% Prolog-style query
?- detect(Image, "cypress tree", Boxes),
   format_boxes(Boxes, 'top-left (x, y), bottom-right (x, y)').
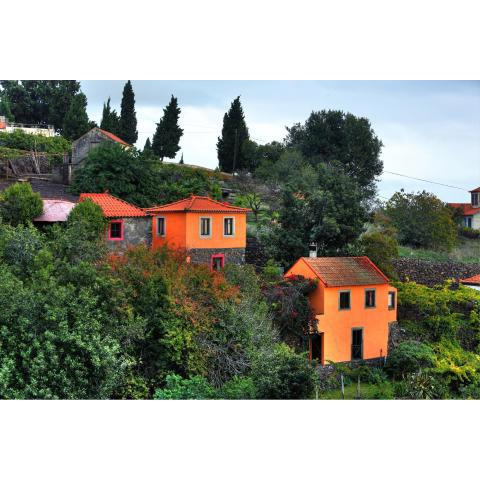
top-left (100, 97), bottom-right (120, 136)
top-left (217, 96), bottom-right (250, 173)
top-left (179, 152), bottom-right (184, 164)
top-left (62, 93), bottom-right (90, 141)
top-left (143, 137), bottom-right (152, 153)
top-left (119, 80), bottom-right (138, 144)
top-left (152, 95), bottom-right (183, 161)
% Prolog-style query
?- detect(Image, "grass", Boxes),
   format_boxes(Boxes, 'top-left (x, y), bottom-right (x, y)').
top-left (318, 382), bottom-right (394, 400)
top-left (398, 237), bottom-right (480, 264)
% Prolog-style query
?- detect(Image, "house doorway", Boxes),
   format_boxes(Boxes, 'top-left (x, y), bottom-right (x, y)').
top-left (211, 254), bottom-right (224, 271)
top-left (310, 333), bottom-right (324, 365)
top-left (351, 328), bottom-right (363, 360)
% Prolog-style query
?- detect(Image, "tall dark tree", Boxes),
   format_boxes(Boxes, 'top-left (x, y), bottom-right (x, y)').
top-left (62, 93), bottom-right (90, 141)
top-left (0, 91), bottom-right (14, 121)
top-left (152, 95), bottom-right (183, 161)
top-left (118, 80), bottom-right (138, 144)
top-left (100, 97), bottom-right (120, 135)
top-left (285, 110), bottom-right (383, 200)
top-left (143, 137), bottom-right (152, 154)
top-left (217, 96), bottom-right (250, 173)
top-left (179, 152), bottom-right (184, 164)
top-left (0, 80), bottom-right (80, 132)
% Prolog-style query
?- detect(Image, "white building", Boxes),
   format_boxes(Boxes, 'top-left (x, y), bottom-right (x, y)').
top-left (448, 187), bottom-right (480, 230)
top-left (0, 116), bottom-right (56, 137)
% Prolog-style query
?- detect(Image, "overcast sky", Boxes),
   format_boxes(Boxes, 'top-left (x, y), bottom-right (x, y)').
top-left (80, 80), bottom-right (480, 203)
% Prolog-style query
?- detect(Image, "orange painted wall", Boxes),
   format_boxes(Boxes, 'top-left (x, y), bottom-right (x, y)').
top-left (285, 258), bottom-right (397, 364)
top-left (151, 213), bottom-right (187, 249)
top-left (150, 212), bottom-right (247, 250)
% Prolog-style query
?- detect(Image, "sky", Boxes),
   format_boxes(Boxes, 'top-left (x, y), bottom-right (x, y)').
top-left (80, 80), bottom-right (480, 203)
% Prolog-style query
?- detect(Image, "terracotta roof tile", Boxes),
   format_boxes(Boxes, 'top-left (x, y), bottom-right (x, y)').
top-left (448, 203), bottom-right (480, 216)
top-left (145, 195), bottom-right (250, 214)
top-left (469, 187), bottom-right (480, 193)
top-left (297, 256), bottom-right (389, 287)
top-left (79, 193), bottom-right (146, 217)
top-left (460, 274), bottom-right (480, 286)
top-left (98, 128), bottom-right (130, 146)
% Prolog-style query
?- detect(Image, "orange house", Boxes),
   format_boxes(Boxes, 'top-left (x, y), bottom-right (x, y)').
top-left (285, 256), bottom-right (397, 365)
top-left (145, 195), bottom-right (250, 269)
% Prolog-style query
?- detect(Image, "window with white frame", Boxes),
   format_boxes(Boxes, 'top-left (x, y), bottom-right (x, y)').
top-left (200, 217), bottom-right (211, 237)
top-left (157, 217), bottom-right (166, 236)
top-left (224, 217), bottom-right (234, 236)
top-left (472, 192), bottom-right (479, 208)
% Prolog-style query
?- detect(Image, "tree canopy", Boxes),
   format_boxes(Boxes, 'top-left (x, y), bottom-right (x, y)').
top-left (62, 93), bottom-right (90, 141)
top-left (152, 95), bottom-right (183, 160)
top-left (119, 80), bottom-right (138, 144)
top-left (217, 96), bottom-right (250, 173)
top-left (100, 97), bottom-right (120, 136)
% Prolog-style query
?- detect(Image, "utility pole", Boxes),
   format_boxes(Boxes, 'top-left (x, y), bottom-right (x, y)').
top-left (232, 127), bottom-right (238, 174)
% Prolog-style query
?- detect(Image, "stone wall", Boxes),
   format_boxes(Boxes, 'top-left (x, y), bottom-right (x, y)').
top-left (188, 247), bottom-right (246, 266)
top-left (106, 217), bottom-right (152, 251)
top-left (393, 258), bottom-right (480, 287)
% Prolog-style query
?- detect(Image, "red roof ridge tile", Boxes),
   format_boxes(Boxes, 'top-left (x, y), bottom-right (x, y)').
top-left (145, 195), bottom-right (250, 214)
top-left (80, 192), bottom-right (146, 217)
top-left (98, 128), bottom-right (130, 147)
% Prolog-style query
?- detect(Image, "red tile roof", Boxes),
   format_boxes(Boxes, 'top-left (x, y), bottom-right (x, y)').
top-left (294, 256), bottom-right (390, 287)
top-left (145, 195), bottom-right (250, 214)
top-left (79, 193), bottom-right (146, 217)
top-left (99, 128), bottom-right (130, 147)
top-left (448, 203), bottom-right (480, 216)
top-left (469, 187), bottom-right (480, 193)
top-left (460, 274), bottom-right (480, 286)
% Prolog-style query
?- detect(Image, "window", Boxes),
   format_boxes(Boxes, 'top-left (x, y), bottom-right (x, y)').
top-left (339, 291), bottom-right (351, 310)
top-left (351, 328), bottom-right (363, 360)
top-left (465, 216), bottom-right (473, 228)
top-left (157, 217), bottom-right (166, 237)
top-left (388, 291), bottom-right (396, 310)
top-left (200, 217), bottom-right (211, 237)
top-left (224, 217), bottom-right (234, 236)
top-left (211, 254), bottom-right (224, 271)
top-left (108, 220), bottom-right (123, 240)
top-left (472, 192), bottom-right (479, 208)
top-left (365, 289), bottom-right (376, 308)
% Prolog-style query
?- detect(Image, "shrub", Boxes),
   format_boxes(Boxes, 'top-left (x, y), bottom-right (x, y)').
top-left (218, 376), bottom-right (257, 399)
top-left (394, 372), bottom-right (449, 399)
top-left (458, 226), bottom-right (480, 240)
top-left (251, 343), bottom-right (317, 399)
top-left (386, 341), bottom-right (436, 377)
top-left (67, 198), bottom-right (108, 238)
top-left (0, 182), bottom-right (43, 226)
top-left (154, 374), bottom-right (216, 400)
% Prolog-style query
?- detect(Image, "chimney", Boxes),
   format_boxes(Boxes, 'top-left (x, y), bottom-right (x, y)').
top-left (309, 242), bottom-right (318, 258)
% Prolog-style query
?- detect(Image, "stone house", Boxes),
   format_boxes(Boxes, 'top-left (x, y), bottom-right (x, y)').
top-left (285, 256), bottom-right (397, 365)
top-left (145, 195), bottom-right (250, 269)
top-left (79, 193), bottom-right (151, 251)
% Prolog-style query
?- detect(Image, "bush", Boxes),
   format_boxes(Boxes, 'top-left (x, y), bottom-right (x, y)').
top-left (67, 198), bottom-right (108, 239)
top-left (386, 341), bottom-right (436, 377)
top-left (0, 182), bottom-right (43, 226)
top-left (154, 374), bottom-right (216, 399)
top-left (458, 226), bottom-right (480, 240)
top-left (218, 376), bottom-right (257, 399)
top-left (251, 343), bottom-right (317, 399)
top-left (394, 372), bottom-right (449, 399)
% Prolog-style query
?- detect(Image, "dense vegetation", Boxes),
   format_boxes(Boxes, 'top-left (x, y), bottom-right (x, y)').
top-left (70, 143), bottom-right (222, 207)
top-left (0, 182), bottom-right (316, 399)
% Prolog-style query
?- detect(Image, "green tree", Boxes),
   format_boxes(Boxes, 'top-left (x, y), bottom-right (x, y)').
top-left (285, 110), bottom-right (383, 200)
top-left (62, 93), bottom-right (90, 141)
top-left (0, 80), bottom-right (81, 132)
top-left (385, 190), bottom-right (457, 251)
top-left (119, 80), bottom-right (138, 144)
top-left (100, 97), bottom-right (120, 136)
top-left (360, 230), bottom-right (399, 278)
top-left (143, 137), bottom-right (153, 155)
top-left (67, 199), bottom-right (108, 238)
top-left (0, 182), bottom-right (43, 226)
top-left (152, 95), bottom-right (183, 161)
top-left (0, 91), bottom-right (14, 121)
top-left (217, 96), bottom-right (250, 173)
